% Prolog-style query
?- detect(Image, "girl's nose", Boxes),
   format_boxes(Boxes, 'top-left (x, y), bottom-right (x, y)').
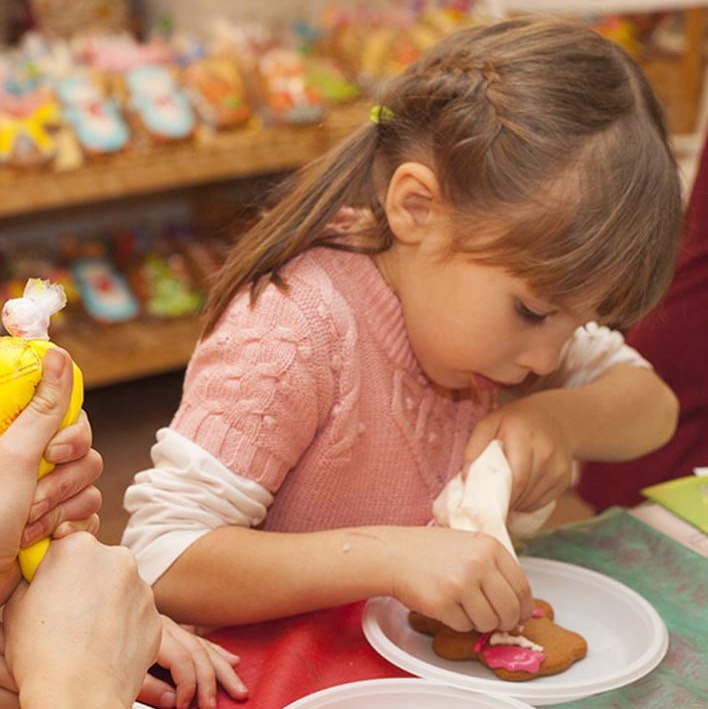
top-left (515, 340), bottom-right (563, 377)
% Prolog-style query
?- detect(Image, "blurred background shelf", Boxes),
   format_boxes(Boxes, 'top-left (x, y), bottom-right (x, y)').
top-left (0, 102), bottom-right (368, 220)
top-left (3, 102), bottom-right (370, 388)
top-left (54, 315), bottom-right (203, 388)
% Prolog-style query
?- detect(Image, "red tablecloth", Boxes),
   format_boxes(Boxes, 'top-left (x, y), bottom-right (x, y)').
top-left (206, 601), bottom-right (410, 709)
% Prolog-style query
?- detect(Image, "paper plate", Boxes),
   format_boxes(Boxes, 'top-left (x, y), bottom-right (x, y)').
top-left (362, 557), bottom-right (668, 706)
top-left (281, 678), bottom-right (535, 709)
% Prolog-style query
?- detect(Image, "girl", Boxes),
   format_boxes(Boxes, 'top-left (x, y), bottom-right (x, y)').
top-left (123, 18), bottom-right (682, 634)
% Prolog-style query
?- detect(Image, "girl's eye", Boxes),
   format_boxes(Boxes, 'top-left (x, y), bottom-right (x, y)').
top-left (516, 301), bottom-right (548, 323)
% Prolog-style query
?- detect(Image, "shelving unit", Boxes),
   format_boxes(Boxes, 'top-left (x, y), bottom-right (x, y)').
top-left (1, 101), bottom-right (369, 388)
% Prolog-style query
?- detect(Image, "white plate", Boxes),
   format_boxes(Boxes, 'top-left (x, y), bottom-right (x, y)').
top-left (362, 557), bottom-right (668, 706)
top-left (282, 678), bottom-right (536, 708)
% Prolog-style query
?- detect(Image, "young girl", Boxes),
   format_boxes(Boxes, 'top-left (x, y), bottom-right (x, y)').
top-left (123, 18), bottom-right (682, 635)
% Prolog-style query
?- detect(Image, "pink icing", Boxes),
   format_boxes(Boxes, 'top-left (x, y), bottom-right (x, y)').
top-left (532, 608), bottom-right (543, 618)
top-left (483, 645), bottom-right (545, 673)
top-left (473, 632), bottom-right (491, 653)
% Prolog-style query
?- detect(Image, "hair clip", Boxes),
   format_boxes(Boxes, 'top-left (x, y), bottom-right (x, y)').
top-left (369, 105), bottom-right (394, 125)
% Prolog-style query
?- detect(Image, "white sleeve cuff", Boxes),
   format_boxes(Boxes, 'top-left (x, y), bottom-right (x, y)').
top-left (552, 322), bottom-right (651, 389)
top-left (121, 427), bottom-right (273, 585)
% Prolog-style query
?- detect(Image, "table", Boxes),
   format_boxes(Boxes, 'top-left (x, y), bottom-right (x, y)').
top-left (207, 508), bottom-right (707, 709)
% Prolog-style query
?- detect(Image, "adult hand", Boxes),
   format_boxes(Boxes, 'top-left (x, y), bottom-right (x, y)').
top-left (0, 624), bottom-right (19, 709)
top-left (22, 408), bottom-right (103, 546)
top-left (3, 533), bottom-right (162, 709)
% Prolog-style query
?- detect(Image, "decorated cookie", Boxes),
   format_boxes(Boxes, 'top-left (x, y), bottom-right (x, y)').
top-left (184, 56), bottom-right (251, 130)
top-left (126, 65), bottom-right (195, 142)
top-left (408, 599), bottom-right (587, 681)
top-left (54, 74), bottom-right (129, 155)
top-left (0, 66), bottom-right (61, 167)
top-left (71, 255), bottom-right (140, 323)
top-left (256, 48), bottom-right (324, 125)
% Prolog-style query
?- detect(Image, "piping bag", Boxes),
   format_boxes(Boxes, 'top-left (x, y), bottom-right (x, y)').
top-left (0, 279), bottom-right (84, 581)
top-left (433, 440), bottom-right (555, 561)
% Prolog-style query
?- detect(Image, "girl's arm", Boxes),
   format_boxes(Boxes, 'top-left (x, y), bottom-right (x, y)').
top-left (152, 522), bottom-right (533, 632)
top-left (520, 362), bottom-right (678, 462)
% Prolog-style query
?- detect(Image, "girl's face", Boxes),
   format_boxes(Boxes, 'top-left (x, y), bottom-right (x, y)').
top-left (381, 237), bottom-right (593, 394)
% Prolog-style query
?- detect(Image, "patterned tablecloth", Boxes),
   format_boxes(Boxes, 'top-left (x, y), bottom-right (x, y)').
top-left (522, 507), bottom-right (707, 709)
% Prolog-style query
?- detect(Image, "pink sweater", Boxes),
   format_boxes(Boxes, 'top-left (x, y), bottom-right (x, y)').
top-left (171, 247), bottom-right (487, 532)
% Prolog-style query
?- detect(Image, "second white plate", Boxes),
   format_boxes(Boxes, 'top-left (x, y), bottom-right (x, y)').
top-left (282, 678), bottom-right (535, 709)
top-left (362, 557), bottom-right (668, 706)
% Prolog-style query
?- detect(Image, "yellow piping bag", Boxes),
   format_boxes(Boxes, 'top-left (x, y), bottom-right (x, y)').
top-left (0, 278), bottom-right (84, 581)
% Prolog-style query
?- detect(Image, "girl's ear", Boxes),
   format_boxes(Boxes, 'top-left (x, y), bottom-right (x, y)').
top-left (385, 162), bottom-right (443, 245)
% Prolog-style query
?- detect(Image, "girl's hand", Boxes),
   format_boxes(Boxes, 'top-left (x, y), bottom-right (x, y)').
top-left (138, 615), bottom-right (248, 709)
top-left (464, 394), bottom-right (575, 513)
top-left (22, 410), bottom-right (103, 548)
top-left (386, 526), bottom-right (532, 633)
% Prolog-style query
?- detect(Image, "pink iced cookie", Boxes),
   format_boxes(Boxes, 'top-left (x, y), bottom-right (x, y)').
top-left (408, 598), bottom-right (587, 682)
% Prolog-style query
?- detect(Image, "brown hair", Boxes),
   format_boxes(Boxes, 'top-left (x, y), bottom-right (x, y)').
top-left (202, 17), bottom-right (682, 336)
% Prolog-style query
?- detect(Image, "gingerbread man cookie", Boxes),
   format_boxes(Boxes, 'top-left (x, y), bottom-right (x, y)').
top-left (408, 599), bottom-right (587, 681)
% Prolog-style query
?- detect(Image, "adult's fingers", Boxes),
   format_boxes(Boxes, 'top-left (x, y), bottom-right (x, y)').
top-left (43, 410), bottom-right (92, 465)
top-left (28, 448), bottom-right (103, 525)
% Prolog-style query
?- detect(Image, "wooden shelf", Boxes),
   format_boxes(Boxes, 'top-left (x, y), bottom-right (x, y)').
top-left (0, 102), bottom-right (368, 220)
top-left (54, 315), bottom-right (203, 389)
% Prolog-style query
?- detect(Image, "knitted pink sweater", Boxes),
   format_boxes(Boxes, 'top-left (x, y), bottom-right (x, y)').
top-left (171, 246), bottom-right (487, 532)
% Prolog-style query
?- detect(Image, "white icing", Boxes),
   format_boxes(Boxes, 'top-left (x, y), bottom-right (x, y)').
top-left (489, 631), bottom-right (543, 653)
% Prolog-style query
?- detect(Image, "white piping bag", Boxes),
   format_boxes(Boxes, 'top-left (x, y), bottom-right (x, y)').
top-left (433, 440), bottom-right (555, 561)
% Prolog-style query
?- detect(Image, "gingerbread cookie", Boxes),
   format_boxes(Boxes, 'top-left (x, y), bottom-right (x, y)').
top-left (408, 599), bottom-right (587, 681)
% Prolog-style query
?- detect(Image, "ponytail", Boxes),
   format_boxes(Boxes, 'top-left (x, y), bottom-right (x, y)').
top-left (202, 122), bottom-right (381, 336)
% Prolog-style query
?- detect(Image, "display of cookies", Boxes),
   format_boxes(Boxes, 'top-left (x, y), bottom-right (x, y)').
top-left (408, 598), bottom-right (587, 682)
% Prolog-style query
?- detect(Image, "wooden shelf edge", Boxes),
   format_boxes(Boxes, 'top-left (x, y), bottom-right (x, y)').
top-left (0, 102), bottom-right (369, 220)
top-left (54, 315), bottom-right (202, 389)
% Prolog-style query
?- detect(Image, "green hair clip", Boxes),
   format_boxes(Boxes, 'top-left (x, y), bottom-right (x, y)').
top-left (369, 105), bottom-right (394, 125)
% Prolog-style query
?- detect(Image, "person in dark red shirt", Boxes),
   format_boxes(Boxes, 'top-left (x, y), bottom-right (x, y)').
top-left (579, 136), bottom-right (708, 510)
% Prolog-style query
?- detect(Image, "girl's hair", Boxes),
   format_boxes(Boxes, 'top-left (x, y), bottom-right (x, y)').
top-left (202, 17), bottom-right (682, 336)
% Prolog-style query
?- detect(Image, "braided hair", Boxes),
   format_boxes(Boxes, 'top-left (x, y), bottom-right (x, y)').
top-left (202, 17), bottom-right (682, 336)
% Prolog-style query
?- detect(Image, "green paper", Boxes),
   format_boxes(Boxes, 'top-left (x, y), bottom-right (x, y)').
top-left (641, 475), bottom-right (708, 533)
